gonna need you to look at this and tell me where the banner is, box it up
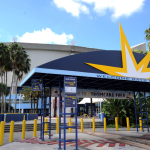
[51,87,133,99]
[31,79,43,91]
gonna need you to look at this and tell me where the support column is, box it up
[90,98,93,117]
[49,87,51,139]
[59,76,62,149]
[42,84,45,141]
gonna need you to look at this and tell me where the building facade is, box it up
[2,42,147,115]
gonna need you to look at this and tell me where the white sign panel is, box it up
[65,87,76,93]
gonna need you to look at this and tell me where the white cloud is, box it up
[53,0,89,17]
[18,28,73,45]
[53,0,145,19]
[0,35,1,38]
[81,0,145,19]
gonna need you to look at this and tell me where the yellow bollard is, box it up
[115,117,118,131]
[9,121,14,142]
[104,118,107,131]
[93,118,95,132]
[22,120,26,139]
[126,117,130,131]
[139,117,142,131]
[33,119,37,137]
[0,121,4,146]
[23,115,25,121]
[56,118,59,134]
[81,118,83,132]
[45,119,48,135]
[69,118,71,133]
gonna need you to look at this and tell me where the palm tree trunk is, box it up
[61,96,62,117]
[0,70,2,112]
[14,78,18,113]
[4,95,6,113]
[4,72,5,112]
[4,71,7,113]
[6,71,7,85]
[34,98,35,113]
[44,97,46,117]
[36,97,39,114]
[0,95,1,113]
[3,72,6,113]
[31,96,32,113]
[1,71,3,83]
[3,72,5,84]
[117,113,120,125]
[1,94,4,113]
[8,69,14,113]
[1,72,4,113]
[54,97,57,117]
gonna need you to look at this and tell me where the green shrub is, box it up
[131,123,147,128]
[107,124,122,128]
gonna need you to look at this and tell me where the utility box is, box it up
[99,113,105,122]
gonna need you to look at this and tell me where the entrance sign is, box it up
[65,77,77,107]
[51,87,133,99]
[59,76,78,150]
[77,90,133,99]
[31,79,43,91]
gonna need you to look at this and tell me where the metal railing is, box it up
[84,114,91,128]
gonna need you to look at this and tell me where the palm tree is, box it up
[2,46,12,112]
[14,50,31,113]
[19,87,39,113]
[102,98,135,125]
[0,43,9,113]
[144,27,150,51]
[0,43,7,81]
[0,83,8,113]
[19,87,33,112]
[7,43,30,113]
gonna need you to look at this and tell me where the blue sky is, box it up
[0,0,150,50]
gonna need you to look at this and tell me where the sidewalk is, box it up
[85,128,149,138]
[79,128,150,149]
[1,132,143,150]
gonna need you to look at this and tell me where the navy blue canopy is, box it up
[20,51,150,92]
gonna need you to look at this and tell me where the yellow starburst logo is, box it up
[86,23,150,79]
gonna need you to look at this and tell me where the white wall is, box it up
[2,42,101,89]
[5,49,75,87]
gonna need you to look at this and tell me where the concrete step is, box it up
[4,122,103,132]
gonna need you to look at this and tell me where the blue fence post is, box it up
[134,92,138,132]
[4,114,7,123]
[63,76,66,150]
[49,86,51,139]
[27,113,29,121]
[75,77,78,150]
[42,84,45,141]
[59,76,62,149]
[40,90,43,140]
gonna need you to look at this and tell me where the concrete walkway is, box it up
[1,132,143,150]
[85,128,149,138]
[79,128,150,149]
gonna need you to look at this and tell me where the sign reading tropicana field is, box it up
[31,79,43,91]
[65,77,77,107]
